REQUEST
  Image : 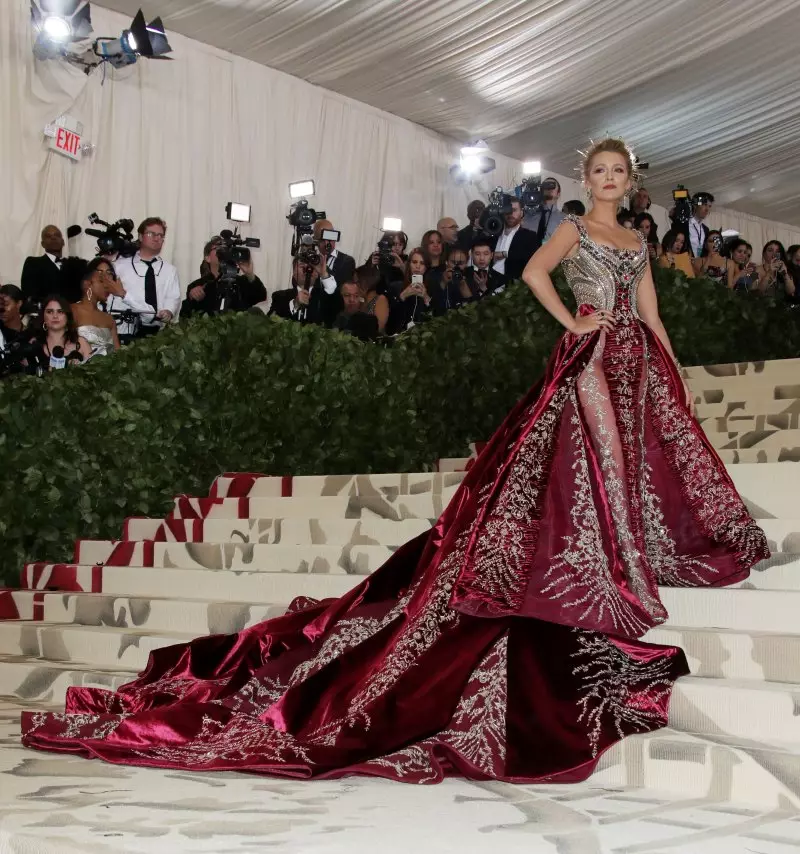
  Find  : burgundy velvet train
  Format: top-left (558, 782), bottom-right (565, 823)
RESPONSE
top-left (22, 216), bottom-right (769, 783)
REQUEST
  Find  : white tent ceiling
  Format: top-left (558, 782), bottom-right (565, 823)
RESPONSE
top-left (96, 0), bottom-right (800, 226)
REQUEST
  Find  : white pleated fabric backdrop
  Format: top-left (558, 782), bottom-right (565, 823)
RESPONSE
top-left (1, 0), bottom-right (799, 297)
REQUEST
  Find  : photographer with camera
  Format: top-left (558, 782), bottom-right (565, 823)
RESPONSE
top-left (20, 225), bottom-right (80, 305)
top-left (522, 177), bottom-right (564, 245)
top-left (493, 198), bottom-right (539, 282)
top-left (431, 246), bottom-right (471, 315)
top-left (182, 236), bottom-right (266, 318)
top-left (313, 220), bottom-right (356, 287)
top-left (367, 231), bottom-right (406, 286)
top-left (467, 237), bottom-right (505, 299)
top-left (268, 257), bottom-right (338, 325)
top-left (457, 200), bottom-right (486, 251)
top-left (109, 217), bottom-right (181, 338)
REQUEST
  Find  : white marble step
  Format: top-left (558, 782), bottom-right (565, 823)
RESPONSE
top-left (117, 516), bottom-right (433, 547)
top-left (0, 654), bottom-right (134, 704)
top-left (170, 491), bottom-right (457, 520)
top-left (670, 676), bottom-right (800, 743)
top-left (7, 591), bottom-right (287, 635)
top-left (72, 542), bottom-right (397, 572)
top-left (646, 626), bottom-right (800, 684)
top-left (25, 564), bottom-right (361, 602)
top-left (595, 727), bottom-right (800, 810)
top-left (6, 593), bottom-right (799, 685)
top-left (0, 622), bottom-right (194, 671)
top-left (660, 587), bottom-right (800, 633)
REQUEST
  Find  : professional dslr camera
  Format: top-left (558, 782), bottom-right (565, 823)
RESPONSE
top-left (479, 187), bottom-right (514, 237)
top-left (376, 233), bottom-right (396, 269)
top-left (287, 199), bottom-right (327, 267)
top-left (85, 213), bottom-right (138, 257)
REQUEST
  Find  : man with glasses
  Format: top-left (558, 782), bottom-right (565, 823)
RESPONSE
top-left (109, 217), bottom-right (181, 339)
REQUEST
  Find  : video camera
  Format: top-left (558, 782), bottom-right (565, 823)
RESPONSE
top-left (479, 187), bottom-right (515, 237)
top-left (85, 213), bottom-right (138, 257)
top-left (671, 186), bottom-right (693, 226)
top-left (0, 334), bottom-right (46, 379)
top-left (287, 199), bottom-right (327, 268)
top-left (216, 228), bottom-right (261, 275)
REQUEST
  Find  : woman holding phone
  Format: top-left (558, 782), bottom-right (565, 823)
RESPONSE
top-left (390, 247), bottom-right (431, 333)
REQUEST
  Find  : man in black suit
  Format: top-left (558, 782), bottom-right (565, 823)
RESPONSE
top-left (457, 200), bottom-right (486, 252)
top-left (21, 225), bottom-right (78, 305)
top-left (181, 237), bottom-right (266, 317)
top-left (466, 236), bottom-right (506, 297)
top-left (313, 220), bottom-right (355, 286)
top-left (492, 198), bottom-right (540, 282)
top-left (267, 258), bottom-right (339, 326)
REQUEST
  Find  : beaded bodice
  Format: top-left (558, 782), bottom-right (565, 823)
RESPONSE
top-left (560, 214), bottom-right (648, 317)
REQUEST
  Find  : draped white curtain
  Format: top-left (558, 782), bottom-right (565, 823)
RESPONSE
top-left (2, 0), bottom-right (799, 297)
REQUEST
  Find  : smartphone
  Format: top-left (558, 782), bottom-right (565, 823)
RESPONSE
top-left (322, 229), bottom-right (340, 242)
top-left (411, 274), bottom-right (424, 286)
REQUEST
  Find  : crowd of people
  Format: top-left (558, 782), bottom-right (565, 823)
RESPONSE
top-left (1, 183), bottom-right (797, 377)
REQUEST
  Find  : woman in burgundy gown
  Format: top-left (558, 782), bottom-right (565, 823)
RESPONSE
top-left (22, 139), bottom-right (769, 783)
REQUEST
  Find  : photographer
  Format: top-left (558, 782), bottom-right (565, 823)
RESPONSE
top-left (522, 177), bottom-right (564, 244)
top-left (366, 231), bottom-right (406, 286)
top-left (110, 218), bottom-right (181, 338)
top-left (181, 237), bottom-right (266, 318)
top-left (391, 248), bottom-right (431, 333)
top-left (456, 200), bottom-right (486, 251)
top-left (313, 220), bottom-right (355, 287)
top-left (268, 257), bottom-right (338, 326)
top-left (466, 237), bottom-right (505, 299)
top-left (431, 246), bottom-right (470, 315)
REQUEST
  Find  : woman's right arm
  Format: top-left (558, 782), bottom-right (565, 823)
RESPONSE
top-left (522, 221), bottom-right (614, 335)
top-left (727, 261), bottom-right (738, 290)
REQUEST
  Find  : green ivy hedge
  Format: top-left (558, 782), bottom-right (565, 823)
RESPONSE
top-left (0, 267), bottom-right (797, 584)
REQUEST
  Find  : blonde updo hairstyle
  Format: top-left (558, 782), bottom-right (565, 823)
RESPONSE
top-left (581, 137), bottom-right (639, 189)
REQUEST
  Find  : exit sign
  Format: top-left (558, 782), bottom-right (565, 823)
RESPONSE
top-left (45, 115), bottom-right (84, 162)
top-left (50, 126), bottom-right (82, 161)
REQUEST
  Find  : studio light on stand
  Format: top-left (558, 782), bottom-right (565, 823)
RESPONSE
top-left (451, 140), bottom-right (495, 185)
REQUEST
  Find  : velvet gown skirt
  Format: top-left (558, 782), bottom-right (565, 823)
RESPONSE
top-left (21, 312), bottom-right (769, 783)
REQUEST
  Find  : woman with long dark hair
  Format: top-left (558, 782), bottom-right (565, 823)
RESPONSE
top-left (390, 247), bottom-right (432, 333)
top-left (420, 229), bottom-right (446, 293)
top-left (633, 211), bottom-right (659, 262)
top-left (32, 295), bottom-right (90, 370)
top-left (755, 240), bottom-right (796, 299)
top-left (726, 238), bottom-right (758, 291)
top-left (658, 229), bottom-right (694, 277)
top-left (693, 230), bottom-right (734, 285)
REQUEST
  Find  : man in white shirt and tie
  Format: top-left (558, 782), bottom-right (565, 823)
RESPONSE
top-left (21, 225), bottom-right (75, 305)
top-left (687, 192), bottom-right (714, 258)
top-left (109, 217), bottom-right (181, 339)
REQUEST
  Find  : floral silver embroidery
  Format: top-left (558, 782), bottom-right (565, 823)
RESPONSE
top-left (571, 630), bottom-right (675, 758)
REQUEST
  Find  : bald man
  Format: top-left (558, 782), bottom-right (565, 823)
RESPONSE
top-left (21, 224), bottom-right (79, 305)
top-left (313, 219), bottom-right (356, 288)
top-left (437, 216), bottom-right (459, 247)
